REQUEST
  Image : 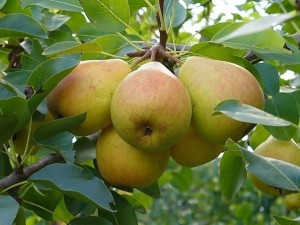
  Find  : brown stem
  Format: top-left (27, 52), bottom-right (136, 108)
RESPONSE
top-left (156, 0), bottom-right (168, 48)
top-left (0, 154), bottom-right (63, 191)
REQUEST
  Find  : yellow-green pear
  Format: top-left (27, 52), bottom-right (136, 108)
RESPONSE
top-left (283, 192), bottom-right (300, 210)
top-left (248, 136), bottom-right (300, 196)
top-left (13, 113), bottom-right (53, 155)
top-left (96, 126), bottom-right (170, 189)
top-left (171, 125), bottom-right (223, 167)
top-left (46, 59), bottom-right (131, 136)
top-left (178, 56), bottom-right (264, 144)
top-left (110, 62), bottom-right (192, 152)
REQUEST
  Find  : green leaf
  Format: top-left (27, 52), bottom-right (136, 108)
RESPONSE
top-left (70, 216), bottom-right (112, 225)
top-left (0, 150), bottom-right (13, 178)
top-left (0, 114), bottom-right (17, 146)
top-left (240, 147), bottom-right (300, 192)
top-left (291, 90), bottom-right (300, 113)
top-left (21, 0), bottom-right (83, 12)
top-left (0, 195), bottom-right (19, 225)
top-left (264, 93), bottom-right (299, 140)
top-left (74, 137), bottom-right (96, 163)
top-left (212, 23), bottom-right (289, 55)
top-left (213, 99), bottom-right (293, 127)
top-left (112, 192), bottom-right (138, 225)
top-left (0, 0), bottom-right (7, 9)
top-left (273, 215), bottom-right (300, 225)
top-left (98, 192), bottom-right (138, 225)
top-left (170, 167), bottom-right (193, 192)
top-left (138, 182), bottom-right (161, 199)
top-left (27, 57), bottom-right (80, 113)
top-left (249, 125), bottom-right (270, 149)
top-left (35, 131), bottom-right (75, 163)
top-left (163, 0), bottom-right (186, 28)
top-left (0, 81), bottom-right (18, 99)
top-left (122, 194), bottom-right (147, 214)
top-left (0, 13), bottom-right (47, 38)
top-left (80, 0), bottom-right (130, 33)
top-left (34, 114), bottom-right (86, 141)
top-left (42, 41), bottom-right (102, 56)
top-left (14, 207), bottom-right (26, 225)
top-left (3, 71), bottom-right (32, 93)
top-left (254, 63), bottom-right (280, 96)
top-left (219, 140), bottom-right (247, 201)
top-left (200, 22), bottom-right (232, 41)
top-left (41, 12), bottom-right (70, 31)
top-left (255, 40), bottom-right (300, 65)
top-left (90, 34), bottom-right (127, 56)
top-left (214, 13), bottom-right (299, 43)
top-left (65, 11), bottom-right (87, 33)
top-left (0, 96), bottom-right (31, 132)
top-left (19, 184), bottom-right (63, 221)
top-left (31, 163), bottom-right (115, 212)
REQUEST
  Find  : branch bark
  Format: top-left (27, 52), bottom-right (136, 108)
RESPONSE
top-left (0, 153), bottom-right (63, 191)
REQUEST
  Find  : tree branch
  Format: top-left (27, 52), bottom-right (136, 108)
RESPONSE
top-left (156, 0), bottom-right (168, 48)
top-left (0, 153), bottom-right (63, 191)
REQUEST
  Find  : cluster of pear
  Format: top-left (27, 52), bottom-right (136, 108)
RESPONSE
top-left (248, 136), bottom-right (300, 197)
top-left (45, 56), bottom-right (265, 189)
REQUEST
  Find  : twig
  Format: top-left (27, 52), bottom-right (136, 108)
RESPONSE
top-left (0, 154), bottom-right (63, 191)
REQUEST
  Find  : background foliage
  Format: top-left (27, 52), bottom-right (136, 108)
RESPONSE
top-left (0, 0), bottom-right (300, 224)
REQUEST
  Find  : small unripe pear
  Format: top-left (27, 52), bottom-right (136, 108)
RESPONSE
top-left (283, 192), bottom-right (300, 210)
top-left (13, 113), bottom-right (53, 155)
top-left (46, 59), bottom-right (131, 136)
top-left (111, 62), bottom-right (192, 152)
top-left (248, 136), bottom-right (300, 196)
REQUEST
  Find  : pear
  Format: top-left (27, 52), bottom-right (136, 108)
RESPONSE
top-left (96, 126), bottom-right (170, 189)
top-left (110, 62), bottom-right (192, 152)
top-left (170, 125), bottom-right (223, 167)
top-left (13, 113), bottom-right (53, 155)
top-left (248, 136), bottom-right (300, 196)
top-left (46, 59), bottom-right (131, 136)
top-left (283, 192), bottom-right (300, 210)
top-left (178, 56), bottom-right (264, 144)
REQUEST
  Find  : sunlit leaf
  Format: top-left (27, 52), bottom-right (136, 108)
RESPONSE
top-left (41, 12), bottom-right (70, 31)
top-left (213, 99), bottom-right (293, 127)
top-left (21, 0), bottom-right (83, 12)
top-left (42, 41), bottom-right (102, 56)
top-left (212, 23), bottom-right (289, 55)
top-left (80, 0), bottom-right (130, 33)
top-left (214, 13), bottom-right (299, 42)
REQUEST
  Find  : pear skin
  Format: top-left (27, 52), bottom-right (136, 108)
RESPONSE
top-left (283, 192), bottom-right (300, 210)
top-left (171, 125), bottom-right (223, 167)
top-left (111, 62), bottom-right (192, 152)
top-left (47, 59), bottom-right (131, 136)
top-left (248, 136), bottom-right (300, 196)
top-left (178, 56), bottom-right (264, 144)
top-left (96, 126), bottom-right (170, 189)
